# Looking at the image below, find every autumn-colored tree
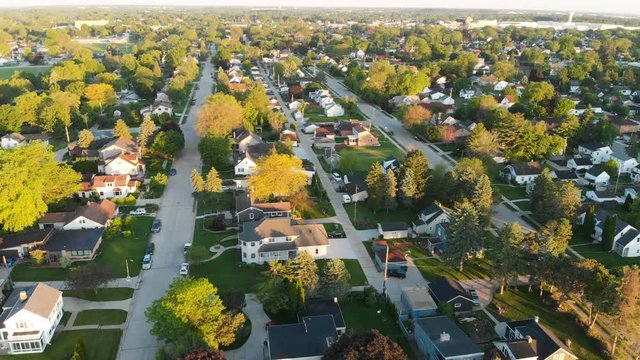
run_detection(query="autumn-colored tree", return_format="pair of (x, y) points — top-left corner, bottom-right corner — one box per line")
(610, 266), (640, 356)
(77, 129), (94, 148)
(196, 94), (244, 137)
(402, 105), (431, 128)
(248, 152), (307, 200)
(138, 116), (157, 153)
(191, 169), (205, 193)
(466, 123), (498, 157)
(113, 119), (132, 139)
(205, 168), (222, 193)
(83, 83), (116, 113)
(323, 329), (407, 360)
(180, 348), (226, 360)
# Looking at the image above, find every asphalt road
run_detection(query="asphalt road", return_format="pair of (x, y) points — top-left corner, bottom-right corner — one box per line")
(116, 47), (215, 360)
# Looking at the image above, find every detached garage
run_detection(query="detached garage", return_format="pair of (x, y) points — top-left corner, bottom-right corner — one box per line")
(377, 222), (409, 239)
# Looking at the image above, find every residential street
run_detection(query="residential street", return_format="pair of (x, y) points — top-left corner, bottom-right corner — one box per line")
(116, 48), (215, 360)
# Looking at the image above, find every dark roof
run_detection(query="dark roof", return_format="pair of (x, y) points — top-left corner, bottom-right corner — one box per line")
(299, 300), (346, 328)
(246, 143), (275, 160)
(268, 315), (338, 360)
(503, 339), (538, 359)
(0, 229), (53, 250)
(616, 228), (639, 247)
(554, 170), (578, 180)
(586, 166), (608, 177)
(428, 277), (472, 303)
(507, 161), (543, 176)
(414, 316), (483, 358)
(419, 204), (447, 225)
(506, 319), (576, 359)
(379, 222), (408, 232)
(345, 180), (367, 195)
(258, 241), (297, 252)
(571, 157), (593, 166)
(580, 142), (608, 151)
(43, 228), (104, 252)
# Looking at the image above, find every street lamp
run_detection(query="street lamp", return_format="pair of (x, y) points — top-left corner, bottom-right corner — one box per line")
(125, 259), (132, 281)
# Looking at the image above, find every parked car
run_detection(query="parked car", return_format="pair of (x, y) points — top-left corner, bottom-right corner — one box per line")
(145, 242), (155, 255)
(168, 168), (177, 176)
(129, 208), (147, 216)
(332, 172), (341, 182)
(183, 243), (192, 253)
(179, 263), (190, 276)
(328, 230), (346, 238)
(387, 269), (406, 279)
(142, 254), (153, 270)
(469, 289), (480, 306)
(151, 219), (162, 233)
(414, 135), (425, 142)
(342, 194), (352, 204)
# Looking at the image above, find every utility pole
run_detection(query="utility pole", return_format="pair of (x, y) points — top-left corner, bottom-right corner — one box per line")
(614, 165), (621, 194)
(353, 184), (358, 224)
(382, 245), (389, 297)
(125, 259), (130, 281)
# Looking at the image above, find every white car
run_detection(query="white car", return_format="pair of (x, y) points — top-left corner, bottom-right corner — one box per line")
(332, 173), (341, 182)
(180, 263), (190, 276)
(343, 194), (352, 203)
(129, 208), (147, 216)
(142, 254), (152, 270)
(183, 243), (192, 253)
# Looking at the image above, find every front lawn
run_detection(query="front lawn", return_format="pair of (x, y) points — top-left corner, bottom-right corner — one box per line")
(343, 203), (414, 230)
(514, 200), (532, 212)
(193, 220), (236, 249)
(572, 243), (640, 270)
(414, 257), (492, 281)
(316, 259), (368, 286)
(0, 329), (122, 360)
(337, 133), (405, 177)
(493, 184), (528, 200)
(63, 287), (134, 301)
(296, 195), (336, 219)
(487, 287), (604, 360)
(190, 249), (266, 293)
(73, 309), (128, 326)
(196, 191), (234, 216)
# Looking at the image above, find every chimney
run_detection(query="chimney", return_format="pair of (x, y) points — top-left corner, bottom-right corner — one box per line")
(19, 291), (28, 302)
(440, 332), (450, 342)
(534, 316), (539, 323)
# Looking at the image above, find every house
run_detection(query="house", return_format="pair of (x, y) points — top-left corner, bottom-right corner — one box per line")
(494, 80), (510, 92)
(233, 129), (262, 153)
(381, 156), (400, 173)
(99, 136), (139, 160)
(239, 218), (328, 264)
(373, 246), (407, 272)
(584, 167), (610, 187)
(503, 162), (544, 185)
(43, 228), (105, 263)
(569, 81), (581, 93)
(494, 319), (577, 360)
(336, 120), (361, 136)
(459, 88), (475, 100)
(79, 174), (139, 199)
(613, 227), (640, 257)
(611, 117), (640, 135)
(347, 125), (380, 147)
(399, 287), (438, 319)
(585, 190), (619, 204)
(67, 144), (100, 162)
(325, 103), (344, 117)
(428, 277), (475, 312)
(414, 316), (484, 360)
(345, 181), (368, 202)
(0, 283), (63, 354)
(101, 153), (145, 176)
(234, 192), (292, 224)
(0, 133), (26, 149)
(279, 130), (298, 147)
(611, 145), (639, 173)
(314, 124), (336, 140)
(578, 143), (612, 164)
(234, 143), (275, 176)
(38, 200), (117, 230)
(139, 100), (173, 117)
(551, 170), (579, 183)
(267, 315), (339, 360)
(613, 85), (632, 96)
(413, 204), (450, 235)
(389, 95), (421, 108)
(566, 157), (593, 171)
(499, 94), (517, 109)
(377, 222), (409, 239)
(299, 299), (346, 335)
(0, 229), (54, 259)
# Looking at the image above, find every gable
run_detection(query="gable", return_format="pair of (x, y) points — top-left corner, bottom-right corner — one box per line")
(236, 157), (257, 168)
(63, 216), (103, 230)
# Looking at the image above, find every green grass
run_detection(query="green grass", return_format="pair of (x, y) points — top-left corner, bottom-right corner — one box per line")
(322, 223), (344, 233)
(514, 200), (532, 212)
(82, 42), (134, 54)
(341, 296), (416, 359)
(63, 287), (134, 301)
(493, 184), (528, 200)
(196, 191), (234, 216)
(73, 309), (128, 326)
(0, 65), (51, 79)
(414, 257), (492, 281)
(0, 329), (122, 360)
(190, 249), (266, 293)
(487, 287), (603, 360)
(343, 203), (414, 230)
(11, 216), (154, 281)
(572, 243), (640, 270)
(316, 259), (368, 286)
(569, 231), (593, 246)
(297, 195), (336, 219)
(338, 134), (405, 177)
(434, 143), (460, 153)
(193, 220), (237, 249)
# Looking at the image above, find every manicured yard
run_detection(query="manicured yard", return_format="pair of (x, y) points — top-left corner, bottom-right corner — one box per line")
(337, 133), (405, 177)
(296, 195), (336, 219)
(196, 191), (235, 216)
(340, 296), (416, 359)
(82, 42), (134, 54)
(11, 216), (155, 281)
(414, 257), (492, 281)
(0, 65), (51, 80)
(73, 309), (128, 326)
(190, 249), (266, 293)
(487, 287), (603, 360)
(493, 184), (528, 200)
(514, 200), (532, 212)
(0, 329), (122, 360)
(572, 243), (640, 270)
(343, 203), (414, 230)
(63, 287), (134, 301)
(193, 221), (237, 249)
(316, 259), (368, 286)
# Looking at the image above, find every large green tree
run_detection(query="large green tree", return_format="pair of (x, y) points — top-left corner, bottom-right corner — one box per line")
(399, 150), (429, 208)
(319, 259), (351, 299)
(198, 136), (232, 170)
(443, 200), (483, 272)
(490, 223), (524, 294)
(366, 162), (387, 213)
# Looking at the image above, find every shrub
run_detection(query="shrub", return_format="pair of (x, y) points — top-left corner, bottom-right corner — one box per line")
(122, 230), (133, 238)
(124, 195), (137, 205)
(146, 204), (160, 213)
(30, 249), (47, 265)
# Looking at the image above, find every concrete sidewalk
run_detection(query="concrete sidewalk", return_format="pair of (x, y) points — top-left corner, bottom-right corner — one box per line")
(14, 277), (138, 290)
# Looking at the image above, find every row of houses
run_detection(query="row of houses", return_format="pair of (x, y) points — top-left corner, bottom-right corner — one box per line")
(309, 89), (345, 117)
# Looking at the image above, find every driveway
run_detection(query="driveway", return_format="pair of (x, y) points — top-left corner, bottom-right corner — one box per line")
(225, 294), (270, 360)
(117, 46), (216, 360)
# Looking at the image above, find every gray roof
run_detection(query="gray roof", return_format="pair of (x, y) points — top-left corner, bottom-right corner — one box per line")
(402, 287), (437, 311)
(570, 157), (592, 166)
(616, 228), (639, 247)
(299, 300), (346, 328)
(580, 142), (608, 152)
(414, 316), (483, 358)
(507, 162), (543, 176)
(43, 228), (104, 252)
(239, 218), (328, 247)
(258, 241), (297, 253)
(428, 277), (472, 303)
(502, 339), (539, 359)
(0, 228), (53, 250)
(345, 180), (367, 195)
(418, 204), (448, 225)
(268, 315), (338, 360)
(506, 319), (576, 359)
(586, 166), (608, 177)
(379, 222), (408, 232)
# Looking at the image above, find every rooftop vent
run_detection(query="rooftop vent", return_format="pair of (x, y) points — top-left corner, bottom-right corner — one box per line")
(440, 332), (450, 342)
(19, 291), (28, 302)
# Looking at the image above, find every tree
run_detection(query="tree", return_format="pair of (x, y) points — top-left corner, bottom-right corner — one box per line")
(540, 219), (572, 256)
(627, 135), (640, 158)
(145, 277), (245, 349)
(443, 200), (483, 272)
(247, 152), (307, 200)
(205, 168), (222, 193)
(601, 215), (617, 251)
(323, 329), (407, 360)
(77, 129), (94, 148)
(466, 123), (498, 157)
(138, 116), (157, 153)
(256, 276), (289, 314)
(199, 136), (231, 170)
(603, 158), (619, 177)
(384, 169), (398, 211)
(70, 339), (87, 360)
(552, 98), (576, 118)
(180, 348), (226, 360)
(14, 91), (42, 125)
(319, 259), (351, 299)
(471, 174), (493, 227)
(610, 266), (640, 356)
(401, 105), (431, 128)
(65, 263), (113, 295)
(583, 205), (596, 235)
(268, 251), (319, 294)
(490, 223), (524, 294)
(0, 142), (80, 231)
(365, 162), (387, 213)
(399, 150), (429, 208)
(113, 119), (132, 139)
(191, 169), (205, 193)
(530, 169), (581, 223)
(288, 278), (305, 316)
(83, 83), (116, 113)
(29, 249), (47, 265)
(578, 259), (617, 329)
(152, 130), (185, 158)
(196, 93), (244, 137)
(267, 111), (286, 131)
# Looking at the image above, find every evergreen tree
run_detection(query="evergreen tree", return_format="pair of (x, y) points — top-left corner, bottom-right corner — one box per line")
(443, 200), (483, 272)
(319, 259), (351, 299)
(191, 169), (205, 193)
(471, 174), (493, 227)
(138, 116), (157, 153)
(384, 169), (398, 211)
(70, 339), (86, 360)
(490, 223), (523, 294)
(624, 194), (633, 212)
(365, 162), (387, 213)
(399, 150), (429, 208)
(113, 119), (132, 139)
(583, 205), (596, 235)
(601, 215), (617, 251)
(540, 219), (572, 257)
(627, 134), (640, 158)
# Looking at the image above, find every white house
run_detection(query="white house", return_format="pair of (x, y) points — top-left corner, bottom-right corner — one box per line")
(503, 162), (544, 185)
(38, 200), (117, 230)
(378, 222), (410, 239)
(440, 96), (455, 106)
(611, 146), (639, 174)
(289, 100), (301, 111)
(459, 89), (475, 100)
(233, 130), (262, 153)
(325, 103), (345, 117)
(101, 153), (145, 176)
(567, 157), (593, 171)
(139, 100), (173, 118)
(584, 167), (611, 187)
(345, 181), (368, 202)
(412, 204), (450, 235)
(99, 136), (139, 160)
(430, 92), (446, 101)
(578, 143), (612, 164)
(79, 175), (139, 199)
(0, 283), (63, 354)
(499, 95), (516, 109)
(239, 218), (329, 264)
(494, 81), (510, 92)
(235, 143), (275, 176)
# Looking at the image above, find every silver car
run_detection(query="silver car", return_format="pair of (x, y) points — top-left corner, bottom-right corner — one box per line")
(142, 254), (152, 270)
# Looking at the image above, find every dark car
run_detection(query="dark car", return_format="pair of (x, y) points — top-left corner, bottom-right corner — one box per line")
(414, 135), (425, 142)
(190, 99), (196, 105)
(145, 242), (155, 255)
(328, 230), (346, 238)
(168, 168), (177, 176)
(151, 219), (162, 233)
(387, 269), (407, 279)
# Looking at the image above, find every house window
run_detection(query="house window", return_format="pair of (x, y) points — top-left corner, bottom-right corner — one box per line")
(251, 242), (255, 247)
(100, 192), (104, 196)
(315, 249), (319, 254)
(84, 250), (92, 256)
(454, 303), (461, 308)
(243, 252), (247, 258)
(269, 238), (275, 243)
(251, 254), (255, 259)
(17, 322), (27, 329)
(79, 219), (85, 224)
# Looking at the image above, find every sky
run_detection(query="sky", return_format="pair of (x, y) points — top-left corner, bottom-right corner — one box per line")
(0, 0), (639, 16)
